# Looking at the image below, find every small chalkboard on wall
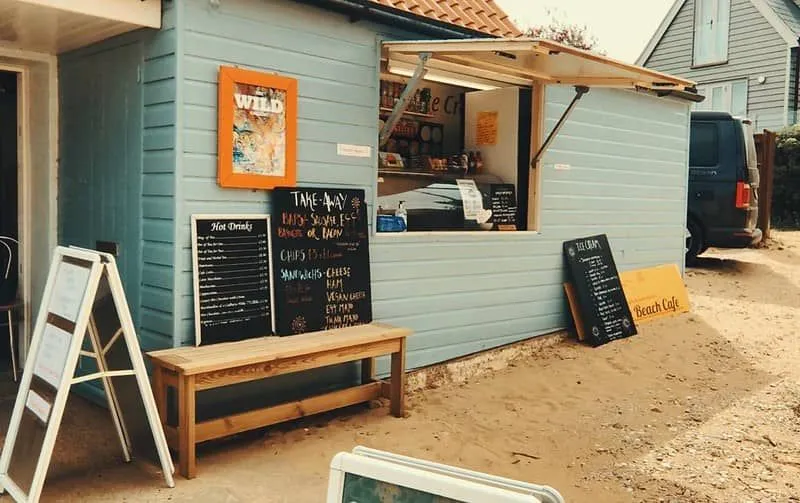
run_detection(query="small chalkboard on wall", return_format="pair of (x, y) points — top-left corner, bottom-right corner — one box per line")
(490, 184), (517, 231)
(191, 215), (274, 345)
(563, 234), (637, 347)
(271, 187), (372, 336)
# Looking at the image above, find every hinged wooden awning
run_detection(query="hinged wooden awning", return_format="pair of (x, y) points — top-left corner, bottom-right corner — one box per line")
(382, 38), (700, 99)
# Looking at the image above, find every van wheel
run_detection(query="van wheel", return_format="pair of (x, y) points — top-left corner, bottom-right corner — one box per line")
(686, 220), (703, 266)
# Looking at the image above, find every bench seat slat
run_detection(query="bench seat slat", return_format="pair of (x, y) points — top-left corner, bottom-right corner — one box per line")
(147, 323), (410, 376)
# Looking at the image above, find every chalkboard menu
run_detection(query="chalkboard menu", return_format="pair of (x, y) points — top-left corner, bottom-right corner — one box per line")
(271, 187), (372, 336)
(563, 234), (637, 347)
(490, 184), (517, 231)
(191, 215), (273, 345)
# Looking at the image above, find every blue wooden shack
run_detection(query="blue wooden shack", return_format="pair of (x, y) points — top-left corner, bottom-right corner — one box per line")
(1, 0), (700, 397)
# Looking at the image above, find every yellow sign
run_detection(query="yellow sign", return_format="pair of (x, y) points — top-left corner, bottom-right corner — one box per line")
(476, 111), (498, 145)
(619, 263), (690, 323)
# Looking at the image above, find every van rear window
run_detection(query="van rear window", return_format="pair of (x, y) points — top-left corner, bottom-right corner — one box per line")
(689, 123), (719, 167)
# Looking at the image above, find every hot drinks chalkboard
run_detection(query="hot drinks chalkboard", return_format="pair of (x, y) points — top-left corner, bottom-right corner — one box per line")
(271, 187), (372, 336)
(563, 234), (637, 346)
(490, 184), (517, 231)
(191, 215), (274, 345)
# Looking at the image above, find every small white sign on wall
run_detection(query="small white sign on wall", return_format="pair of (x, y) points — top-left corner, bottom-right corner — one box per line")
(337, 144), (372, 158)
(554, 164), (571, 171)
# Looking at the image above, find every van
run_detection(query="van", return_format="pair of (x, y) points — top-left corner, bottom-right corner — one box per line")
(686, 111), (762, 264)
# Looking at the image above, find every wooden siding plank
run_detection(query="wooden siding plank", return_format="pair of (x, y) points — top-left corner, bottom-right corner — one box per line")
(143, 173), (175, 197)
(143, 242), (174, 267)
(184, 0), (379, 46)
(143, 219), (174, 244)
(142, 195), (175, 220)
(145, 27), (176, 60)
(144, 79), (177, 106)
(143, 264), (174, 291)
(144, 125), (176, 151)
(143, 150), (176, 174)
(142, 287), (174, 314)
(144, 102), (175, 129)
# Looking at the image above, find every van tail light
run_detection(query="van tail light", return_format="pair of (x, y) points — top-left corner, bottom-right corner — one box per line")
(735, 181), (751, 209)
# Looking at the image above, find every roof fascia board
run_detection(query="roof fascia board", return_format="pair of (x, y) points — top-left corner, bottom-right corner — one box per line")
(636, 0), (799, 67)
(749, 0), (799, 46)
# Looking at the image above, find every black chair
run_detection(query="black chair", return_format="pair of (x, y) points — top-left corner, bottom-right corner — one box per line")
(0, 236), (20, 382)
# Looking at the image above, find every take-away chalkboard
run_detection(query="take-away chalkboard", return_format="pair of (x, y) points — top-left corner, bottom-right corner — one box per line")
(191, 215), (274, 345)
(490, 184), (517, 231)
(563, 234), (637, 346)
(271, 187), (372, 336)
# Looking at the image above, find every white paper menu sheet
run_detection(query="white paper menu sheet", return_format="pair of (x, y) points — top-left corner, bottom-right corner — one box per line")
(33, 324), (73, 389)
(50, 261), (91, 322)
(456, 179), (483, 221)
(26, 390), (52, 424)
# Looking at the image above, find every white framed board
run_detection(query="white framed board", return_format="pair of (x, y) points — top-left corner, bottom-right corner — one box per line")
(0, 247), (174, 503)
(191, 214), (275, 345)
(327, 446), (564, 503)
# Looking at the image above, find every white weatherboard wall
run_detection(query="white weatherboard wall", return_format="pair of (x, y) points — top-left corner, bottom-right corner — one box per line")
(174, 0), (690, 372)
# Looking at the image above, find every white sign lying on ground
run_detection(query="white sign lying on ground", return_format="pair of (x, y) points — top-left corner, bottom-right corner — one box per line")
(327, 446), (564, 503)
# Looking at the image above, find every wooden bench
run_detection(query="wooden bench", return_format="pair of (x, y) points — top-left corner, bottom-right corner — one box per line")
(146, 322), (410, 479)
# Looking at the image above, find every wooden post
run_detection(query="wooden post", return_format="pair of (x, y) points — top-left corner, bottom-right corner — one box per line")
(755, 130), (776, 240)
(527, 81), (546, 231)
(390, 338), (406, 418)
(178, 374), (197, 479)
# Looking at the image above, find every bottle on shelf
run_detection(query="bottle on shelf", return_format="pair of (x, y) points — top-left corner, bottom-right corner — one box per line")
(380, 81), (388, 108)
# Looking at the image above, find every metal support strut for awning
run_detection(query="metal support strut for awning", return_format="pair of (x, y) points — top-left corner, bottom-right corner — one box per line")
(379, 52), (431, 147)
(531, 85), (590, 167)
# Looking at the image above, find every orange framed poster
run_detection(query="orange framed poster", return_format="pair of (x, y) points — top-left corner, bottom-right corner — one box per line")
(217, 66), (297, 189)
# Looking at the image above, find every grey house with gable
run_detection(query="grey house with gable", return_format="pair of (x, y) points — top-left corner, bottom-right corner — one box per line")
(638, 0), (800, 130)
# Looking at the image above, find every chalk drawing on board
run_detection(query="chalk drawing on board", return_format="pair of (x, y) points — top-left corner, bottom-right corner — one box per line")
(50, 262), (90, 322)
(25, 391), (51, 424)
(32, 324), (72, 389)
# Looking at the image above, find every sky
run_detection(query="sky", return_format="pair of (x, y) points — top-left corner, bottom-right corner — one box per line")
(496, 0), (676, 63)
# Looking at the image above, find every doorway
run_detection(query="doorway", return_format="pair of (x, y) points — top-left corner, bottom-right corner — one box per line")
(0, 70), (18, 373)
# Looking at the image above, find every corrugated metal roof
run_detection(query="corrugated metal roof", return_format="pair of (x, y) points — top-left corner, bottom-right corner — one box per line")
(764, 0), (800, 35)
(367, 0), (522, 37)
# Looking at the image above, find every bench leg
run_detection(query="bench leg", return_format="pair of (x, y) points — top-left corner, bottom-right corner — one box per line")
(361, 357), (375, 384)
(178, 374), (197, 479)
(152, 366), (166, 426)
(390, 338), (406, 417)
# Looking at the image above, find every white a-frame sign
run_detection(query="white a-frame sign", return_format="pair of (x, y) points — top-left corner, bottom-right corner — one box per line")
(0, 246), (175, 502)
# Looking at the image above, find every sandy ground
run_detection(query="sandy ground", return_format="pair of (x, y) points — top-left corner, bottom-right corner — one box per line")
(2, 232), (800, 502)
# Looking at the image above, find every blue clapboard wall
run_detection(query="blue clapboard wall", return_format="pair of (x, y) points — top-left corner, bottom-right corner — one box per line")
(58, 0), (690, 385)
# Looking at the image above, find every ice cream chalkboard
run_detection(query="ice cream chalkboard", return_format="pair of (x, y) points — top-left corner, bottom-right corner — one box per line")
(271, 187), (372, 336)
(563, 234), (636, 346)
(191, 215), (274, 345)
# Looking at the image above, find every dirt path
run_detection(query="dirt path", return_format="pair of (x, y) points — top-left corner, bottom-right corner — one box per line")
(4, 233), (800, 502)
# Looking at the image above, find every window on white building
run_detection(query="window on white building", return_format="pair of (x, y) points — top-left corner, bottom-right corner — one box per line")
(693, 0), (730, 66)
(694, 80), (747, 118)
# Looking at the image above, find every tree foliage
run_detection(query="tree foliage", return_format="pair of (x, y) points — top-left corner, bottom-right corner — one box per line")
(773, 125), (800, 228)
(523, 10), (603, 54)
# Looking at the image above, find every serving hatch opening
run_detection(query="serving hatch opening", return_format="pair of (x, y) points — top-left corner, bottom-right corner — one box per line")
(376, 38), (701, 234)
